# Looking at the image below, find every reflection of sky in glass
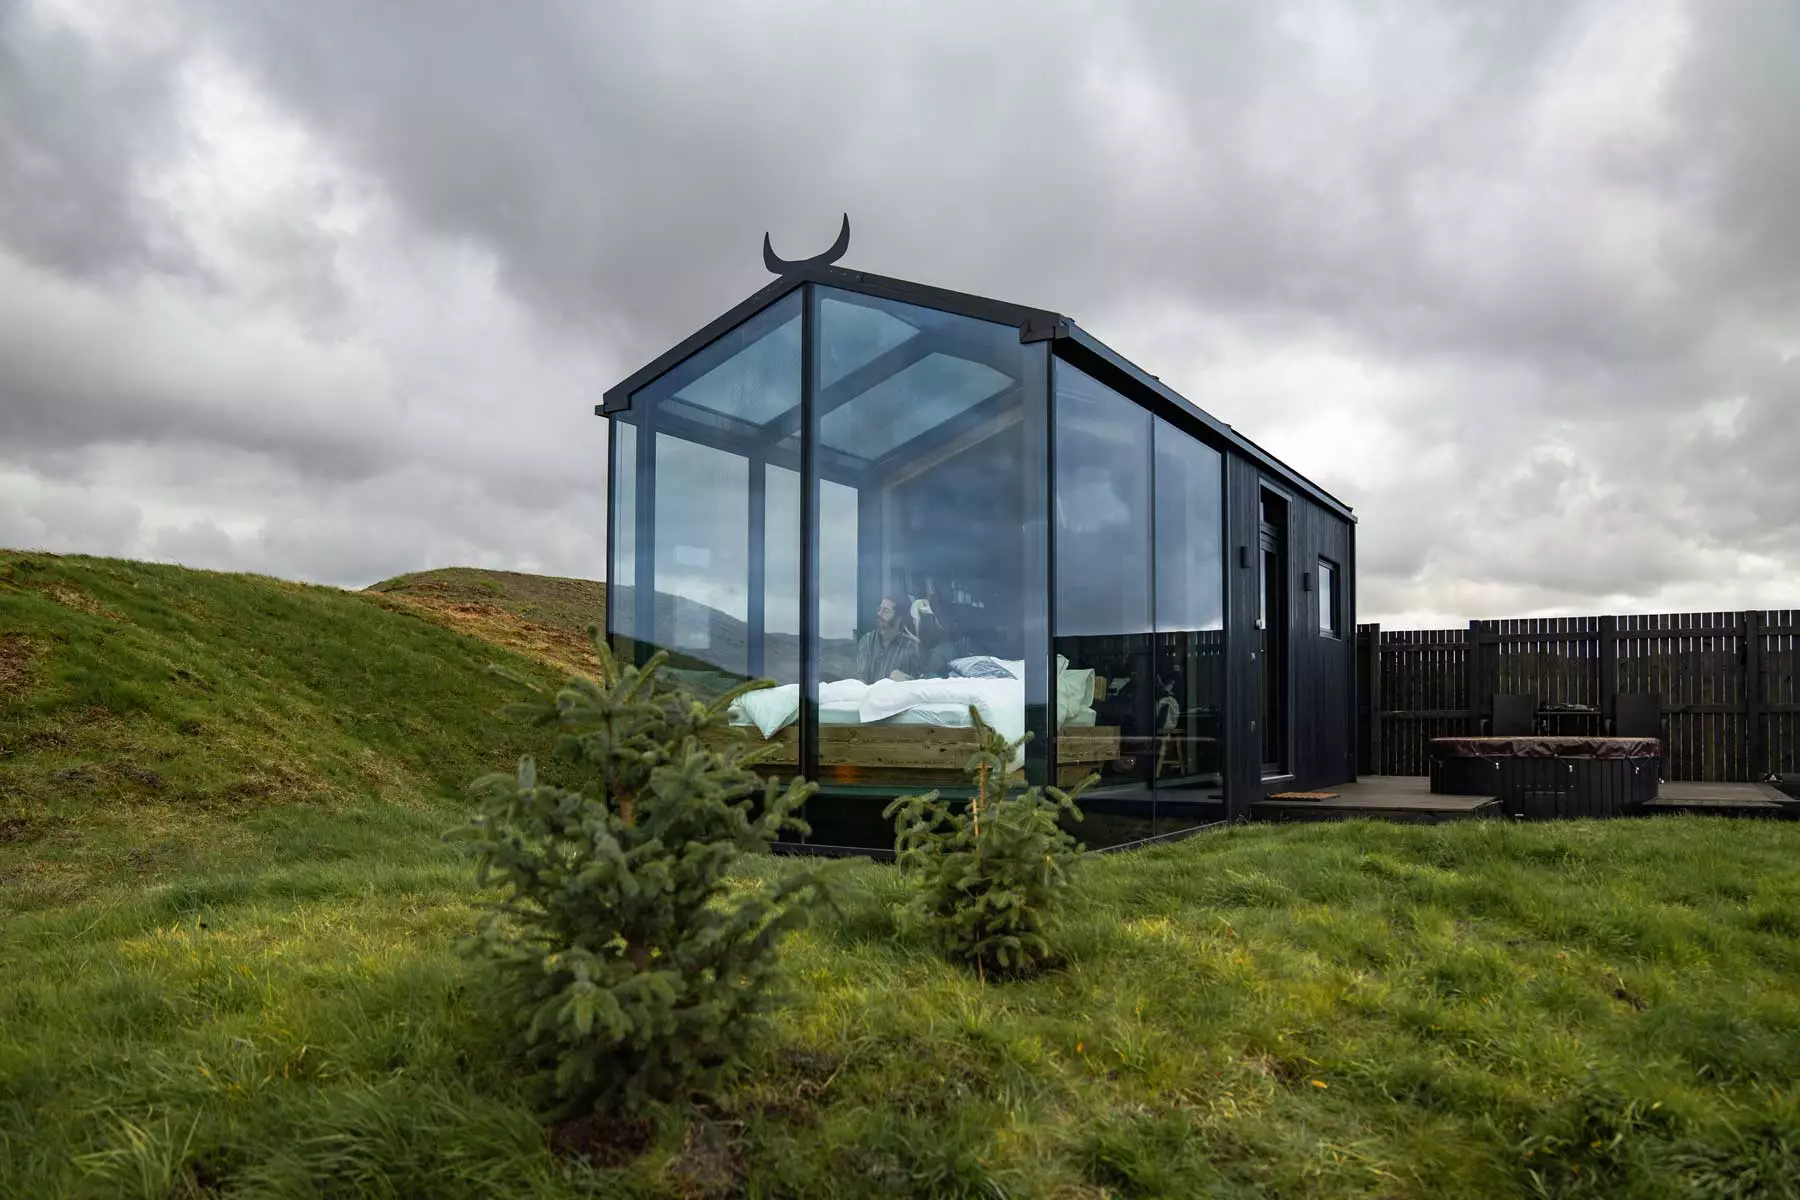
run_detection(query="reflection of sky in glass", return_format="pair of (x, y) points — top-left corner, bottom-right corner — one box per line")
(1052, 362), (1226, 637)
(818, 480), (859, 641)
(620, 287), (1047, 705)
(1055, 363), (1152, 637)
(756, 468), (857, 641)
(820, 353), (1012, 460)
(610, 423), (635, 589)
(814, 286), (1032, 708)
(764, 466), (800, 637)
(655, 434), (748, 620)
(1154, 422), (1224, 633)
(1057, 464), (1133, 533)
(670, 314), (801, 425)
(818, 297), (918, 387)
(623, 293), (805, 680)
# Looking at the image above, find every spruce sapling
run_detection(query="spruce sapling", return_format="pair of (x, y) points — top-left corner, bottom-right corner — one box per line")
(454, 630), (829, 1116)
(884, 708), (1092, 975)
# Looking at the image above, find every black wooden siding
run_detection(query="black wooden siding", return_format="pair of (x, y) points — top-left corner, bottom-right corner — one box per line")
(1223, 455), (1262, 819)
(1359, 611), (1800, 782)
(1287, 481), (1357, 792)
(1223, 453), (1357, 816)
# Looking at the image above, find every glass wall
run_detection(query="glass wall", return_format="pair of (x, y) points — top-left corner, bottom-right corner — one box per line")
(608, 420), (638, 659)
(804, 287), (1049, 844)
(1053, 360), (1226, 841)
(1052, 361), (1156, 841)
(616, 291), (804, 725)
(1151, 418), (1225, 830)
(607, 281), (1230, 850)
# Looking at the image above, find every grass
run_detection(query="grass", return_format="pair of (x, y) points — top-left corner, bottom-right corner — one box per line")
(364, 567), (609, 680)
(0, 552), (574, 911)
(5, 552), (1800, 1197)
(367, 566), (608, 637)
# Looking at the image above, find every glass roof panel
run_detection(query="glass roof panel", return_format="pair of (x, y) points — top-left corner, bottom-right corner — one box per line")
(817, 296), (920, 387)
(819, 352), (1012, 460)
(668, 311), (802, 426)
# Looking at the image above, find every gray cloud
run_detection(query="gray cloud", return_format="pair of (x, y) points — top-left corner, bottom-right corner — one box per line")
(0, 0), (1795, 625)
(0, 0), (189, 277)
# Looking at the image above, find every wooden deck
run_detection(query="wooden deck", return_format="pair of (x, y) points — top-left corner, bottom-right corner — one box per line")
(1252, 776), (1800, 824)
(1252, 775), (1499, 824)
(1644, 780), (1800, 818)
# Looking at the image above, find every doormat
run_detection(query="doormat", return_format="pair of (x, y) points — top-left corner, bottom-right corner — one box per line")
(1270, 791), (1338, 800)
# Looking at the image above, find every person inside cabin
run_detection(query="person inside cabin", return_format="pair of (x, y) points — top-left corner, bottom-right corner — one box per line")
(912, 582), (971, 677)
(855, 596), (921, 683)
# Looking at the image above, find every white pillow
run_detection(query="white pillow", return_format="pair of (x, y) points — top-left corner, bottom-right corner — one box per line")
(1057, 666), (1096, 724)
(728, 679), (870, 740)
(732, 683), (799, 739)
(948, 655), (1017, 679)
(940, 657), (1090, 722)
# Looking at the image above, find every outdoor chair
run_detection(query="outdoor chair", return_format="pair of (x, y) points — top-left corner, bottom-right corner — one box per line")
(1153, 694), (1184, 779)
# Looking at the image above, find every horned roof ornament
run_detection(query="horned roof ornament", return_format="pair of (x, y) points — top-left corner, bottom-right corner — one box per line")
(763, 213), (850, 275)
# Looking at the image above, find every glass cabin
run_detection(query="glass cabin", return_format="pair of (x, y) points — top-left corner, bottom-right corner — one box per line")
(602, 261), (1356, 853)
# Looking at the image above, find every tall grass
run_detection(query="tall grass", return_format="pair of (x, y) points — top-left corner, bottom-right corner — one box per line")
(4, 553), (1800, 1197)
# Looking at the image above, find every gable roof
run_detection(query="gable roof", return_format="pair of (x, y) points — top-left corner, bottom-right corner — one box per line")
(598, 262), (1354, 521)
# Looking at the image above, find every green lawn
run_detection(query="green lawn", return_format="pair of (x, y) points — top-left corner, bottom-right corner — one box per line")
(4, 552), (1800, 1198)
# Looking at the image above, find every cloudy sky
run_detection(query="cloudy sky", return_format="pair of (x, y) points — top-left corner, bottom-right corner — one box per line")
(2, 0), (1796, 627)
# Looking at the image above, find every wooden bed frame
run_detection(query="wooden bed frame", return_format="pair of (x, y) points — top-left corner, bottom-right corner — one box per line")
(699, 723), (1124, 788)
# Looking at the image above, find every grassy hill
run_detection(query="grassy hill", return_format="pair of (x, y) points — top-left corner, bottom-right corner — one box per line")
(0, 555), (590, 911)
(364, 566), (612, 681)
(4, 551), (1800, 1197)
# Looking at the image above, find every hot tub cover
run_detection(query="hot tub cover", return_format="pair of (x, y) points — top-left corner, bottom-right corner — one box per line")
(1430, 736), (1660, 760)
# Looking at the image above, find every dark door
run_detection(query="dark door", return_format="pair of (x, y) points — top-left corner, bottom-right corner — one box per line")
(1259, 495), (1288, 775)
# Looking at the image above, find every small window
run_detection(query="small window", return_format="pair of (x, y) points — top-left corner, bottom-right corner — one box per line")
(1318, 558), (1341, 637)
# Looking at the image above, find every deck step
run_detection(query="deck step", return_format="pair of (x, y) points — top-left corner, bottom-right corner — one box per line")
(1645, 781), (1800, 819)
(1643, 798), (1800, 819)
(1252, 790), (1500, 824)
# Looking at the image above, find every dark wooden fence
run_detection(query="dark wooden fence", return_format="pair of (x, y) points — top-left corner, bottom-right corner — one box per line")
(1357, 610), (1800, 782)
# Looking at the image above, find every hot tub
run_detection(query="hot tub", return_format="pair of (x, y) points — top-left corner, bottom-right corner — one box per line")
(1429, 736), (1660, 819)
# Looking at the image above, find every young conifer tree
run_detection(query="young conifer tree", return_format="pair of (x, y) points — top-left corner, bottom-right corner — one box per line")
(455, 630), (828, 1116)
(884, 709), (1093, 975)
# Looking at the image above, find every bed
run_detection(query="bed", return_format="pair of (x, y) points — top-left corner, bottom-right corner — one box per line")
(703, 657), (1121, 786)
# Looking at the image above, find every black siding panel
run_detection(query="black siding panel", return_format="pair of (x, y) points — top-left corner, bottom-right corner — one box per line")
(1224, 455), (1262, 818)
(1287, 491), (1356, 790)
(1223, 455), (1357, 811)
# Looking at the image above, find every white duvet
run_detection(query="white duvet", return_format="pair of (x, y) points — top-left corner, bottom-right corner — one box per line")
(728, 663), (1098, 774)
(729, 678), (1023, 741)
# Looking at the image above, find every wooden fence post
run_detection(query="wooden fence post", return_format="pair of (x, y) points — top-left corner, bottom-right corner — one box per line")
(1367, 625), (1383, 776)
(1467, 619), (1484, 736)
(1746, 609), (1764, 780)
(1600, 615), (1618, 734)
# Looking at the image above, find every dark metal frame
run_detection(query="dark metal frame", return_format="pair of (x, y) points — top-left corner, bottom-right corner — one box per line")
(633, 414), (656, 660)
(604, 415), (619, 661)
(799, 284), (819, 787)
(1021, 342), (1053, 786)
